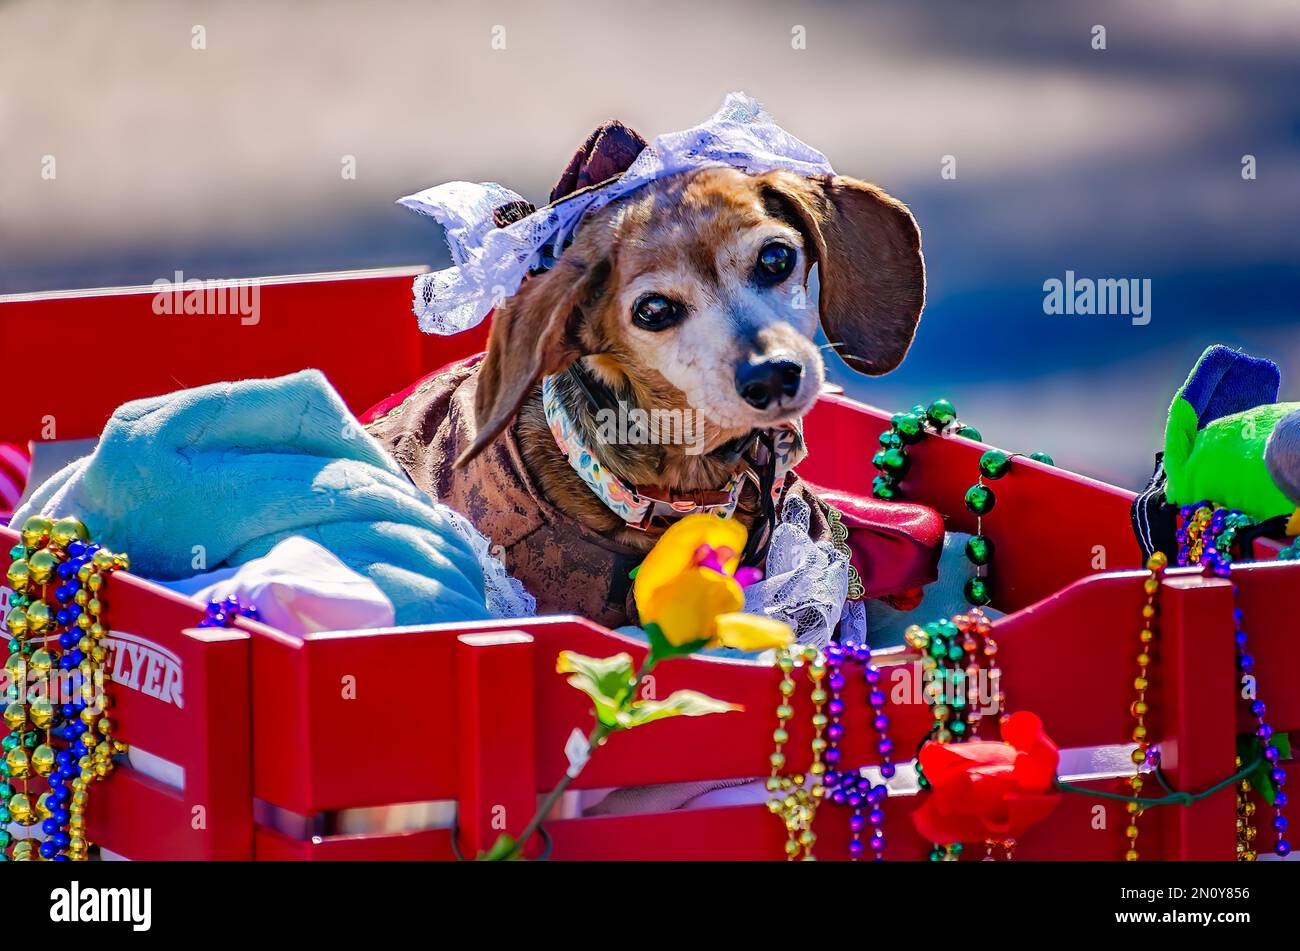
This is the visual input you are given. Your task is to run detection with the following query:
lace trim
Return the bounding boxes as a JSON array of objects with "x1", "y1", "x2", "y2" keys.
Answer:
[
  {"x1": 442, "y1": 508, "x2": 537, "y2": 619},
  {"x1": 742, "y1": 495, "x2": 848, "y2": 650},
  {"x1": 399, "y1": 92, "x2": 836, "y2": 336}
]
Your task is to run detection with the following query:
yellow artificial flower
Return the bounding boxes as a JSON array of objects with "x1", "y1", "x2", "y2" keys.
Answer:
[
  {"x1": 642, "y1": 565, "x2": 745, "y2": 646},
  {"x1": 633, "y1": 513, "x2": 792, "y2": 651},
  {"x1": 713, "y1": 612, "x2": 794, "y2": 652},
  {"x1": 634, "y1": 514, "x2": 746, "y2": 605}
]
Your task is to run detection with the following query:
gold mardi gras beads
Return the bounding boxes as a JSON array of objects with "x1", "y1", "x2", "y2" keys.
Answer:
[
  {"x1": 19, "y1": 516, "x2": 51, "y2": 550},
  {"x1": 26, "y1": 549, "x2": 59, "y2": 586},
  {"x1": 30, "y1": 744, "x2": 56, "y2": 778},
  {"x1": 8, "y1": 791, "x2": 35, "y2": 825},
  {"x1": 4, "y1": 654, "x2": 26, "y2": 683},
  {"x1": 5, "y1": 748, "x2": 30, "y2": 781},
  {"x1": 50, "y1": 516, "x2": 89, "y2": 550},
  {"x1": 1124, "y1": 551, "x2": 1166, "y2": 861},
  {"x1": 3, "y1": 514, "x2": 126, "y2": 861},
  {"x1": 5, "y1": 558, "x2": 31, "y2": 595},
  {"x1": 3, "y1": 703, "x2": 27, "y2": 733},
  {"x1": 1236, "y1": 756, "x2": 1258, "y2": 862},
  {"x1": 766, "y1": 645, "x2": 827, "y2": 860},
  {"x1": 28, "y1": 648, "x2": 53, "y2": 673},
  {"x1": 29, "y1": 698, "x2": 56, "y2": 731},
  {"x1": 25, "y1": 601, "x2": 54, "y2": 636},
  {"x1": 5, "y1": 607, "x2": 28, "y2": 640}
]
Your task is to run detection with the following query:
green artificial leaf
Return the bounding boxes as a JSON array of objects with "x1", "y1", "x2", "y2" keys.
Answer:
[
  {"x1": 1237, "y1": 732, "x2": 1291, "y2": 806},
  {"x1": 477, "y1": 833, "x2": 520, "y2": 861},
  {"x1": 557, "y1": 651, "x2": 636, "y2": 727},
  {"x1": 616, "y1": 689, "x2": 742, "y2": 730},
  {"x1": 644, "y1": 621, "x2": 710, "y2": 663}
]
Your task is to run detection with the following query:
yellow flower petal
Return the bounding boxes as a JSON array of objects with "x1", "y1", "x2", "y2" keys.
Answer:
[
  {"x1": 633, "y1": 514, "x2": 747, "y2": 614},
  {"x1": 712, "y1": 612, "x2": 794, "y2": 652},
  {"x1": 644, "y1": 568, "x2": 744, "y2": 646}
]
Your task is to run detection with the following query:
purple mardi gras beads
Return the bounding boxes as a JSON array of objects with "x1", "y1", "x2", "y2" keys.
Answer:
[
  {"x1": 1232, "y1": 601, "x2": 1290, "y2": 857},
  {"x1": 1178, "y1": 501, "x2": 1289, "y2": 858},
  {"x1": 198, "y1": 594, "x2": 261, "y2": 629},
  {"x1": 823, "y1": 641, "x2": 893, "y2": 860}
]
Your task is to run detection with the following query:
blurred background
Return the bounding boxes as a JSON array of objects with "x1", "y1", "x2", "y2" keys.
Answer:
[{"x1": 2, "y1": 0, "x2": 1297, "y2": 488}]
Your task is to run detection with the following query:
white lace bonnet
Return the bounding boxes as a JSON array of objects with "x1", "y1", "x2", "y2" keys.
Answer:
[{"x1": 398, "y1": 92, "x2": 836, "y2": 336}]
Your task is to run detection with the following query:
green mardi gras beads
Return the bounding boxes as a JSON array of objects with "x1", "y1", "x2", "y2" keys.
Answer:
[
  {"x1": 871, "y1": 475, "x2": 899, "y2": 500},
  {"x1": 965, "y1": 534, "x2": 994, "y2": 566},
  {"x1": 925, "y1": 399, "x2": 957, "y2": 428},
  {"x1": 873, "y1": 447, "x2": 909, "y2": 478},
  {"x1": 978, "y1": 449, "x2": 1011, "y2": 480},
  {"x1": 873, "y1": 400, "x2": 1055, "y2": 611},
  {"x1": 964, "y1": 484, "x2": 995, "y2": 515},
  {"x1": 964, "y1": 576, "x2": 993, "y2": 607},
  {"x1": 892, "y1": 412, "x2": 924, "y2": 443}
]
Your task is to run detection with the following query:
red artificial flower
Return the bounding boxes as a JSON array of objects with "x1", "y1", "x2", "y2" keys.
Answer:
[{"x1": 912, "y1": 711, "x2": 1061, "y2": 844}]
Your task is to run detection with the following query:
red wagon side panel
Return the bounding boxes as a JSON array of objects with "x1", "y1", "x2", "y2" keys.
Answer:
[
  {"x1": 3, "y1": 271, "x2": 1296, "y2": 861},
  {"x1": 0, "y1": 268, "x2": 488, "y2": 445}
]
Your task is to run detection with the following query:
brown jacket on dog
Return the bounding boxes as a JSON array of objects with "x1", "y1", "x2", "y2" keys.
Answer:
[{"x1": 365, "y1": 353, "x2": 836, "y2": 628}]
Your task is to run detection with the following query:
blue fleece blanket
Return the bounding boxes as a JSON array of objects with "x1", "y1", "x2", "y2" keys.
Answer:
[{"x1": 10, "y1": 370, "x2": 495, "y2": 625}]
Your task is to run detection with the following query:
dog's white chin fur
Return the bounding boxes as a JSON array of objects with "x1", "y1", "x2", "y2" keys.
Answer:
[{"x1": 683, "y1": 355, "x2": 824, "y2": 436}]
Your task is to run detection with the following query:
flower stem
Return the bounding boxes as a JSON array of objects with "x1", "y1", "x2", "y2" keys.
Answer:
[
  {"x1": 502, "y1": 653, "x2": 658, "y2": 859},
  {"x1": 1053, "y1": 754, "x2": 1263, "y2": 808}
]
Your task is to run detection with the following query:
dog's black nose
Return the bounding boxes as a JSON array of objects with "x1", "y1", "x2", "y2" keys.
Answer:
[{"x1": 736, "y1": 359, "x2": 802, "y2": 410}]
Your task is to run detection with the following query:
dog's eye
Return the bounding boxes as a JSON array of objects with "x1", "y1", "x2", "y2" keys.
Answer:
[
  {"x1": 632, "y1": 294, "x2": 684, "y2": 332},
  {"x1": 755, "y1": 242, "x2": 796, "y2": 284}
]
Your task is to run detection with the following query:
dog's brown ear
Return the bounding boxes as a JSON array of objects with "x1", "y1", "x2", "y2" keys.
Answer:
[
  {"x1": 550, "y1": 119, "x2": 647, "y2": 203},
  {"x1": 455, "y1": 258, "x2": 603, "y2": 467},
  {"x1": 760, "y1": 171, "x2": 924, "y2": 375}
]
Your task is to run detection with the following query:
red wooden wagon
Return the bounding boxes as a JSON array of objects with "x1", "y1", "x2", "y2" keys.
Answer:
[{"x1": 0, "y1": 268, "x2": 1295, "y2": 860}]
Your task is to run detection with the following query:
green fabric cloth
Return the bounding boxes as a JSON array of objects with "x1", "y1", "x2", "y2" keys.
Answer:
[{"x1": 1164, "y1": 395, "x2": 1299, "y2": 519}]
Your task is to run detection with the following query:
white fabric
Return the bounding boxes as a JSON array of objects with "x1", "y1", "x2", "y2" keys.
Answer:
[
  {"x1": 189, "y1": 536, "x2": 396, "y2": 636},
  {"x1": 179, "y1": 533, "x2": 535, "y2": 636},
  {"x1": 399, "y1": 91, "x2": 837, "y2": 336},
  {"x1": 742, "y1": 495, "x2": 849, "y2": 650},
  {"x1": 156, "y1": 525, "x2": 536, "y2": 634}
]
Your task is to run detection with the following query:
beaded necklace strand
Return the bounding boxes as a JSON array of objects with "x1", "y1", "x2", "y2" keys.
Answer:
[
  {"x1": 4, "y1": 516, "x2": 127, "y2": 861},
  {"x1": 823, "y1": 642, "x2": 893, "y2": 860},
  {"x1": 198, "y1": 594, "x2": 261, "y2": 628},
  {"x1": 766, "y1": 646, "x2": 827, "y2": 860},
  {"x1": 1230, "y1": 596, "x2": 1291, "y2": 859},
  {"x1": 1175, "y1": 501, "x2": 1291, "y2": 860},
  {"x1": 872, "y1": 399, "x2": 1048, "y2": 858},
  {"x1": 872, "y1": 398, "x2": 1052, "y2": 608},
  {"x1": 1122, "y1": 552, "x2": 1166, "y2": 861},
  {"x1": 905, "y1": 607, "x2": 1007, "y2": 860},
  {"x1": 871, "y1": 399, "x2": 980, "y2": 502}
]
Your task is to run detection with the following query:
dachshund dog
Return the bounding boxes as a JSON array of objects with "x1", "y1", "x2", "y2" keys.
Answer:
[{"x1": 368, "y1": 120, "x2": 926, "y2": 627}]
